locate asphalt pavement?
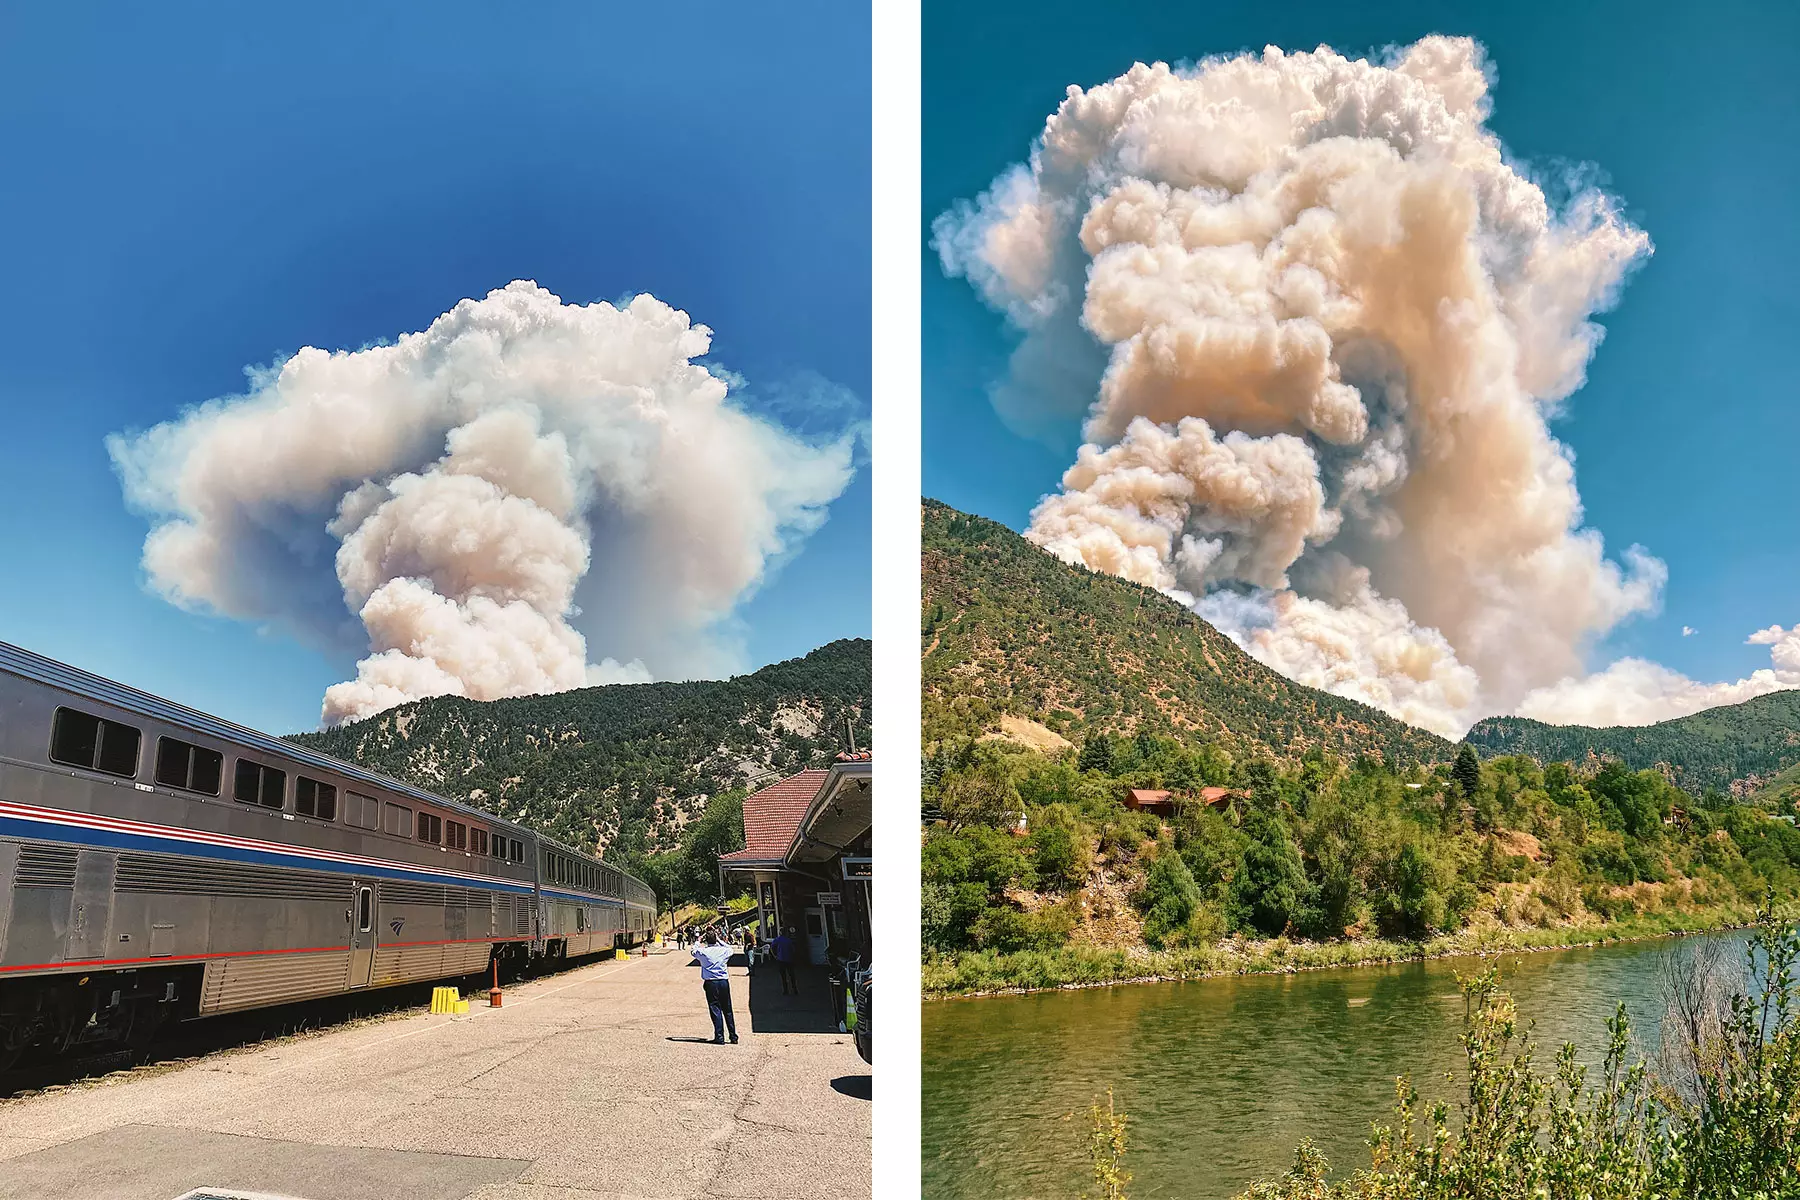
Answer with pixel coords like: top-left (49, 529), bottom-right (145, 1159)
top-left (0, 948), bottom-right (870, 1200)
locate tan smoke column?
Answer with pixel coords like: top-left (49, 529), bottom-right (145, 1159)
top-left (109, 282), bottom-right (856, 725)
top-left (937, 36), bottom-right (1703, 736)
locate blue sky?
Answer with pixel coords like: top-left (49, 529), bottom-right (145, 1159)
top-left (0, 1), bottom-right (870, 735)
top-left (924, 0), bottom-right (1800, 707)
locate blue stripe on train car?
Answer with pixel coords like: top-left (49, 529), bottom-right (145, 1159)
top-left (0, 810), bottom-right (543, 897)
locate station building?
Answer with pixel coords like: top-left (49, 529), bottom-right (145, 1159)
top-left (720, 752), bottom-right (871, 968)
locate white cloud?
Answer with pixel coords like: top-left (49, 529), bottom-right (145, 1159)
top-left (110, 281), bottom-right (857, 725)
top-left (1516, 622), bottom-right (1800, 725)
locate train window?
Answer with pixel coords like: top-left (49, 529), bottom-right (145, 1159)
top-left (384, 803), bottom-right (412, 838)
top-left (294, 776), bottom-right (337, 821)
top-left (50, 707), bottom-right (141, 779)
top-left (417, 813), bottom-right (442, 845)
top-left (446, 820), bottom-right (466, 851)
top-left (154, 737), bottom-right (223, 795)
top-left (357, 886), bottom-right (372, 933)
top-left (233, 760), bottom-right (286, 809)
top-left (510, 840), bottom-right (524, 864)
top-left (349, 791), bottom-right (380, 830)
top-left (471, 828), bottom-right (487, 856)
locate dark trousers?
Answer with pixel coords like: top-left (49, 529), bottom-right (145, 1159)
top-left (703, 978), bottom-right (737, 1042)
top-left (777, 961), bottom-right (798, 994)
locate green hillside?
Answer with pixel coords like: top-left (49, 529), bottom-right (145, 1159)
top-left (1465, 690), bottom-right (1800, 796)
top-left (286, 639), bottom-right (869, 859)
top-left (922, 498), bottom-right (1451, 767)
top-left (1752, 760), bottom-right (1800, 810)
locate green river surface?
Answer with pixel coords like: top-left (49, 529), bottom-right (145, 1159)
top-left (922, 932), bottom-right (1748, 1199)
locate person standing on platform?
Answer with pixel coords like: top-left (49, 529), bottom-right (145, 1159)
top-left (771, 925), bottom-right (800, 995)
top-left (691, 928), bottom-right (738, 1044)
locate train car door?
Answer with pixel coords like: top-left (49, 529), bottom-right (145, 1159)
top-left (347, 881), bottom-right (376, 989)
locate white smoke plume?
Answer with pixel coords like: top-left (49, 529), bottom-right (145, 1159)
top-left (930, 35), bottom-right (1785, 737)
top-left (110, 281), bottom-right (857, 726)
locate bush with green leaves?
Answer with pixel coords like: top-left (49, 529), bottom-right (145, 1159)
top-left (1029, 804), bottom-right (1090, 892)
top-left (1236, 906), bottom-right (1800, 1199)
top-left (1230, 807), bottom-right (1315, 938)
top-left (1369, 838), bottom-right (1448, 940)
top-left (1138, 842), bottom-right (1205, 949)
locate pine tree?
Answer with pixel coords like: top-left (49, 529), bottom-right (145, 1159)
top-left (1452, 744), bottom-right (1483, 798)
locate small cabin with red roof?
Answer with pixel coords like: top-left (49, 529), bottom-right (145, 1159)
top-left (1123, 785), bottom-right (1240, 818)
top-left (1123, 788), bottom-right (1175, 816)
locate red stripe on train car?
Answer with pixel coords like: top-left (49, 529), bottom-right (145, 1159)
top-left (0, 935), bottom-right (535, 974)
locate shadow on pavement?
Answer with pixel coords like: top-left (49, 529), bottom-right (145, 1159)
top-left (746, 963), bottom-right (839, 1034)
top-left (665, 1036), bottom-right (718, 1044)
top-left (830, 1074), bottom-right (872, 1101)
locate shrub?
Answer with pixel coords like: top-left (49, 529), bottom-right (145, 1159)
top-left (1030, 804), bottom-right (1090, 892)
top-left (1230, 808), bottom-right (1315, 938)
top-left (1138, 844), bottom-right (1204, 949)
top-left (938, 760), bottom-right (1023, 831)
top-left (1370, 839), bottom-right (1445, 940)
top-left (1235, 907), bottom-right (1800, 1198)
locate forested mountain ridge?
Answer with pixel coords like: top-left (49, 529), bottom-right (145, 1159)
top-left (286, 639), bottom-right (870, 859)
top-left (1466, 689), bottom-right (1800, 797)
top-left (922, 498), bottom-right (1452, 768)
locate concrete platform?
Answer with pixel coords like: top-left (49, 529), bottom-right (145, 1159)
top-left (0, 950), bottom-right (870, 1200)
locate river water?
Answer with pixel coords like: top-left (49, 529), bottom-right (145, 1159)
top-left (922, 933), bottom-right (1748, 1199)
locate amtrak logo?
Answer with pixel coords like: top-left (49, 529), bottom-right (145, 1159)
top-left (389, 917), bottom-right (406, 936)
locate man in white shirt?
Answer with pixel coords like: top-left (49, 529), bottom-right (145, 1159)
top-left (691, 928), bottom-right (738, 1044)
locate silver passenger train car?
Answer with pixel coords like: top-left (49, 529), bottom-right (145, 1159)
top-left (0, 641), bottom-right (656, 1066)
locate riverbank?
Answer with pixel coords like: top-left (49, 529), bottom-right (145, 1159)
top-left (922, 901), bottom-right (1759, 997)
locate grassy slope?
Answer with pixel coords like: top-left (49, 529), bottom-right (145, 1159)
top-left (922, 499), bottom-right (1452, 768)
top-left (1466, 690), bottom-right (1800, 794)
top-left (286, 639), bottom-right (870, 855)
top-left (1752, 759), bottom-right (1800, 809)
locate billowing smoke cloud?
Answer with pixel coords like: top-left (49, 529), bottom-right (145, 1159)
top-left (936, 36), bottom-right (1787, 736)
top-left (110, 281), bottom-right (857, 725)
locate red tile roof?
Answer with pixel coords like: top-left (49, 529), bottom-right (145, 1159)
top-left (1126, 788), bottom-right (1172, 807)
top-left (718, 769), bottom-right (828, 862)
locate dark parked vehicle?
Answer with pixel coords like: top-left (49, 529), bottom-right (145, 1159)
top-left (854, 967), bottom-right (871, 1064)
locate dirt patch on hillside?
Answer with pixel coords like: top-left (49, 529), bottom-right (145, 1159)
top-left (987, 715), bottom-right (1073, 753)
top-left (1495, 828), bottom-right (1544, 862)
